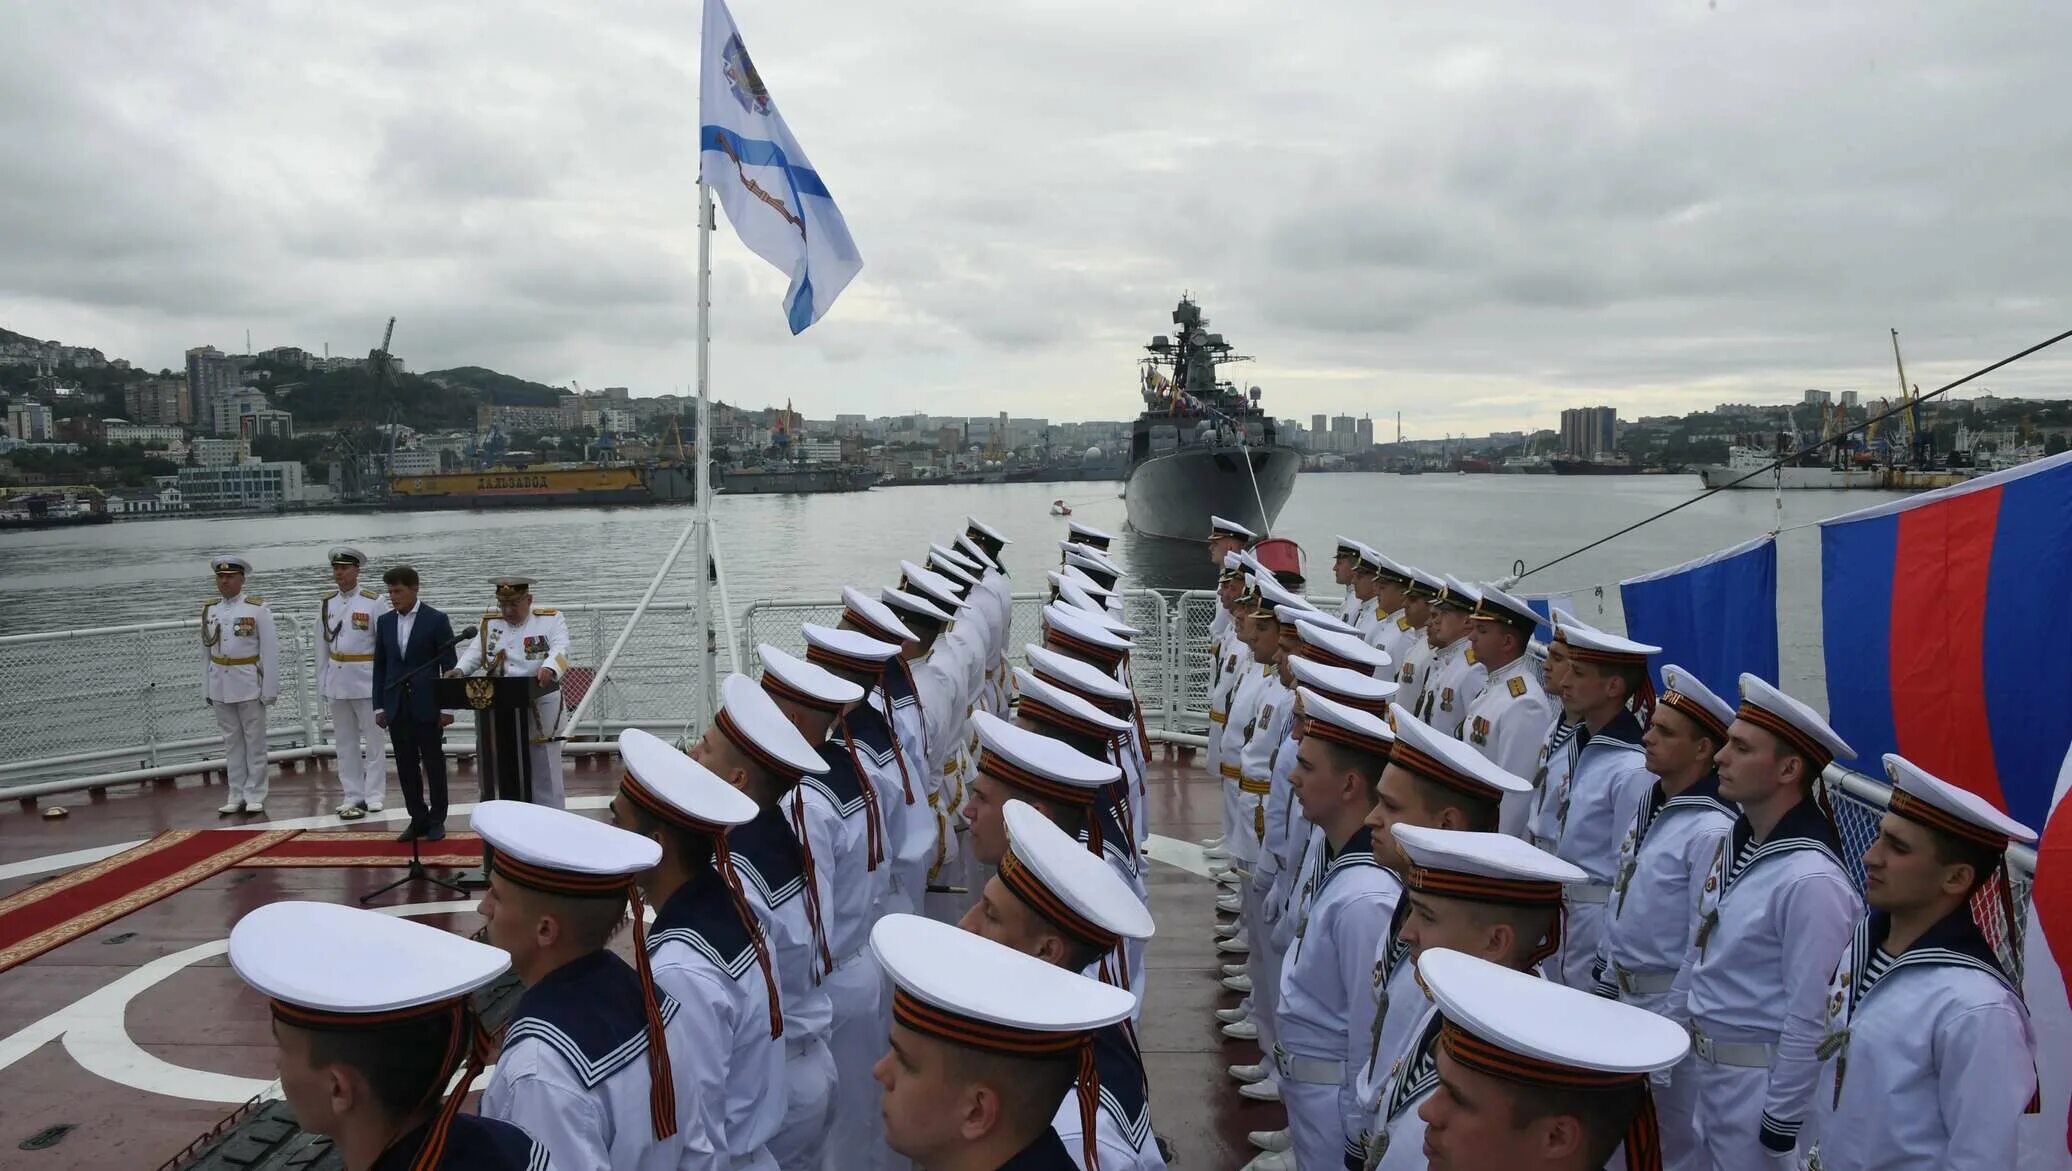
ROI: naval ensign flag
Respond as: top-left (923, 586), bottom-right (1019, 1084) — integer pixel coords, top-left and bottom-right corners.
top-left (699, 0), bottom-right (862, 333)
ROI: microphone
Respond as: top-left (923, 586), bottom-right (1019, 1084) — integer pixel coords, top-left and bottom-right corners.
top-left (447, 625), bottom-right (478, 648)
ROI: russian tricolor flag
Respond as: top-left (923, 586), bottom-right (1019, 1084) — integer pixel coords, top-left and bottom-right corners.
top-left (1820, 450), bottom-right (2072, 831)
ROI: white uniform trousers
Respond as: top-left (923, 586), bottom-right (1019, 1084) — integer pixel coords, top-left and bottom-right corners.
top-left (1277, 1066), bottom-right (1344, 1171)
top-left (1683, 1055), bottom-right (1772, 1171)
top-left (214, 699), bottom-right (269, 805)
top-left (822, 954), bottom-right (889, 1171)
top-left (527, 691), bottom-right (565, 808)
top-left (328, 696), bottom-right (385, 806)
top-left (1242, 873), bottom-right (1280, 1061)
top-left (1620, 988), bottom-right (1701, 1171)
top-left (768, 1035), bottom-right (836, 1171)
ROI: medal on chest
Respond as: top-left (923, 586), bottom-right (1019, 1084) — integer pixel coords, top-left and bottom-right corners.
top-left (234, 616), bottom-right (256, 638)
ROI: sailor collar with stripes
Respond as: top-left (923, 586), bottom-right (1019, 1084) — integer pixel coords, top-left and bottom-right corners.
top-left (1695, 798), bottom-right (1848, 951)
top-left (1817, 905), bottom-right (2020, 1091)
top-left (646, 864), bottom-right (762, 980)
top-left (1613, 770), bottom-right (1735, 907)
top-left (370, 1114), bottom-right (550, 1171)
top-left (728, 802), bottom-right (807, 909)
top-left (1054, 1021), bottom-right (1155, 1160)
top-left (1295, 824), bottom-right (1384, 942)
top-left (502, 949), bottom-right (683, 1087)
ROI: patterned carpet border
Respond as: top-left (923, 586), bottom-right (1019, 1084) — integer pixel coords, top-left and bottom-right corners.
top-left (236, 829), bottom-right (485, 868)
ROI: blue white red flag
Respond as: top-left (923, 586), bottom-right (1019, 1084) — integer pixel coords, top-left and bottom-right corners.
top-left (1820, 450), bottom-right (2072, 830)
top-left (2020, 740), bottom-right (2072, 1169)
top-left (699, 0), bottom-right (861, 333)
top-left (1619, 534), bottom-right (1780, 703)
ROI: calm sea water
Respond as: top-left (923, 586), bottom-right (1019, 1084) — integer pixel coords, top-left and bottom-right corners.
top-left (0, 474), bottom-right (1905, 706)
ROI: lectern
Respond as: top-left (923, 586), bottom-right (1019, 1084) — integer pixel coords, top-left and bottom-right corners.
top-left (436, 675), bottom-right (560, 803)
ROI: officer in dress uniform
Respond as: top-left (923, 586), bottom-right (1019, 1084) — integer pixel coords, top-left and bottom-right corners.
top-left (1801, 755), bottom-right (2040, 1171)
top-left (226, 902), bottom-right (550, 1170)
top-left (1674, 675), bottom-right (1861, 1171)
top-left (1415, 577), bottom-right (1487, 739)
top-left (1250, 689), bottom-right (1399, 1171)
top-left (1457, 584), bottom-right (1558, 837)
top-left (880, 584), bottom-right (980, 913)
top-left (1208, 514), bottom-right (1258, 567)
top-left (689, 675), bottom-right (841, 1171)
top-left (1546, 624), bottom-right (1660, 989)
top-left (1413, 948), bottom-right (1691, 1171)
top-left (1330, 536), bottom-right (1362, 624)
top-left (1352, 546), bottom-right (1416, 665)
top-left (1210, 577), bottom-right (1279, 902)
top-left (1389, 568), bottom-right (1443, 715)
top-left (318, 546), bottom-right (390, 820)
top-left (1202, 553), bottom-right (1249, 862)
top-left (1589, 664), bottom-right (1735, 1171)
top-left (1355, 825), bottom-right (1585, 1170)
top-left (448, 577), bottom-right (571, 808)
top-left (607, 733), bottom-right (786, 1171)
top-left (202, 554), bottom-right (279, 816)
top-left (471, 799), bottom-right (702, 1171)
top-left (1066, 520), bottom-right (1114, 553)
top-left (1353, 704), bottom-right (1534, 1151)
top-left (961, 800), bottom-right (1165, 1171)
top-left (870, 914), bottom-right (1137, 1171)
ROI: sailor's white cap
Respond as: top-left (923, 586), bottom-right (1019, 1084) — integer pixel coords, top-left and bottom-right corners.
top-left (1392, 824), bottom-right (1586, 892)
top-left (1281, 607), bottom-right (1357, 637)
top-left (953, 532), bottom-right (999, 571)
top-left (931, 541), bottom-right (982, 573)
top-left (211, 553), bottom-right (252, 575)
top-left (757, 643), bottom-right (864, 713)
top-left (1388, 702), bottom-right (1533, 799)
top-left (1418, 947), bottom-right (1690, 1078)
top-left (1736, 673), bottom-right (1855, 765)
top-left (325, 545), bottom-right (367, 566)
top-left (489, 576), bottom-right (535, 598)
top-left (1065, 595), bottom-right (1141, 638)
top-left (965, 517), bottom-right (1012, 546)
top-left (1063, 549), bottom-right (1121, 583)
top-left (1042, 601), bottom-right (1132, 658)
top-left (472, 798), bottom-right (661, 879)
top-left (1002, 799), bottom-right (1154, 943)
top-left (617, 726), bottom-right (761, 830)
top-left (713, 671), bottom-right (829, 777)
top-left (230, 900), bottom-right (509, 1015)
top-left (872, 913), bottom-right (1135, 1040)
top-left (1067, 521), bottom-right (1115, 546)
top-left (1656, 664), bottom-right (1734, 741)
top-left (1333, 535), bottom-right (1362, 557)
top-left (1295, 687), bottom-right (1397, 758)
top-left (1470, 582), bottom-right (1542, 632)
top-left (840, 586), bottom-right (917, 645)
top-left (802, 622), bottom-right (902, 678)
top-left (1435, 574), bottom-right (1483, 613)
top-left (880, 585), bottom-right (956, 626)
top-left (1288, 657), bottom-right (1399, 713)
top-left (1049, 573), bottom-right (1105, 616)
top-left (1556, 623), bottom-right (1660, 664)
top-left (1218, 551), bottom-right (1245, 581)
top-left (1208, 515), bottom-right (1257, 541)
top-left (1293, 621), bottom-right (1392, 674)
top-left (970, 710), bottom-right (1120, 803)
top-left (898, 561), bottom-right (967, 611)
top-left (1548, 603), bottom-right (1594, 634)
top-left (1013, 667), bottom-right (1130, 738)
top-left (1024, 643), bottom-right (1133, 707)
top-left (1884, 754), bottom-right (2036, 847)
top-left (1057, 564), bottom-right (1115, 598)
top-left (927, 551), bottom-right (980, 587)
top-left (1403, 565), bottom-right (1445, 599)
top-left (1354, 543), bottom-right (1414, 583)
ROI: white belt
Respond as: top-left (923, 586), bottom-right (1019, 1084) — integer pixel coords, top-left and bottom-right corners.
top-left (1565, 883), bottom-right (1611, 905)
top-left (1689, 1024), bottom-right (1775, 1068)
top-left (1273, 1043), bottom-right (1344, 1085)
top-left (1615, 965), bottom-right (1676, 996)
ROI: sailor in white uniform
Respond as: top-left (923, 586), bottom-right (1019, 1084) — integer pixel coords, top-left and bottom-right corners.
top-left (472, 798), bottom-right (703, 1171)
top-left (1675, 675), bottom-right (1862, 1171)
top-left (1546, 623), bottom-right (1660, 989)
top-left (449, 576), bottom-right (571, 808)
top-left (960, 801), bottom-right (1165, 1171)
top-left (1356, 825), bottom-right (1584, 1170)
top-left (607, 735), bottom-right (788, 1171)
top-left (803, 624), bottom-right (925, 929)
top-left (1591, 665), bottom-right (1736, 1171)
top-left (1524, 607), bottom-right (1593, 852)
top-left (962, 516), bottom-right (1017, 708)
top-left (1415, 577), bottom-right (1487, 739)
top-left (226, 902), bottom-right (551, 1171)
top-left (1353, 704), bottom-right (1534, 1151)
top-left (1390, 568), bottom-right (1444, 715)
top-left (1330, 536), bottom-right (1362, 624)
top-left (1801, 755), bottom-right (2040, 1171)
top-left (689, 675), bottom-right (843, 1171)
top-left (1458, 584), bottom-right (1558, 837)
top-left (1413, 948), bottom-right (1691, 1171)
top-left (834, 597), bottom-right (950, 921)
top-left (884, 577), bottom-right (977, 868)
top-left (317, 545), bottom-right (389, 819)
top-left (961, 710), bottom-right (1125, 911)
top-left (870, 914), bottom-right (1136, 1171)
top-left (1259, 690), bottom-right (1399, 1171)
top-left (202, 554), bottom-right (279, 816)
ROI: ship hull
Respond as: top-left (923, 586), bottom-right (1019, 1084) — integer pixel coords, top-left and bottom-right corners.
top-left (387, 464), bottom-right (698, 510)
top-left (1124, 445), bottom-right (1300, 541)
top-left (718, 467), bottom-right (876, 494)
top-left (1695, 464), bottom-right (1978, 490)
top-left (1550, 459), bottom-right (1645, 475)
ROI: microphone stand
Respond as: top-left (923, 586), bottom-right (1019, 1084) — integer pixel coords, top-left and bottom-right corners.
top-left (360, 627), bottom-right (478, 906)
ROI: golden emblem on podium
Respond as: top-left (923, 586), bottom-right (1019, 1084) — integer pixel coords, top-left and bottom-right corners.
top-left (465, 677), bottom-right (495, 710)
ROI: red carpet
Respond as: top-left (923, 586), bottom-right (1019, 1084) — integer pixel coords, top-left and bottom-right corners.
top-left (0, 829), bottom-right (298, 974)
top-left (238, 830), bottom-right (484, 868)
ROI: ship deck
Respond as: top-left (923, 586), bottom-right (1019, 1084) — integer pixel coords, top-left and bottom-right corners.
top-left (0, 751), bottom-right (1268, 1169)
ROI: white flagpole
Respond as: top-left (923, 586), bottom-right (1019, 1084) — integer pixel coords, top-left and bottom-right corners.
top-left (694, 178), bottom-right (718, 731)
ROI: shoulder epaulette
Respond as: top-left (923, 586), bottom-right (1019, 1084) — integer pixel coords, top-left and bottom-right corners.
top-left (245, 595), bottom-right (265, 605)
top-left (1464, 647), bottom-right (1477, 664)
top-left (321, 589), bottom-right (339, 601)
top-left (202, 597), bottom-right (220, 610)
top-left (1397, 616), bottom-right (1412, 630)
top-left (359, 587), bottom-right (379, 599)
top-left (532, 607), bottom-right (558, 616)
top-left (1507, 675), bottom-right (1527, 698)
top-left (482, 611), bottom-right (500, 622)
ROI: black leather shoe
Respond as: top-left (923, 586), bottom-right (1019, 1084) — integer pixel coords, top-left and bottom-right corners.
top-left (425, 823), bottom-right (447, 842)
top-left (396, 823), bottom-right (423, 842)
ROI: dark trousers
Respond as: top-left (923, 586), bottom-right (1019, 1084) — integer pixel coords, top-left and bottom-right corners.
top-left (390, 717), bottom-right (447, 829)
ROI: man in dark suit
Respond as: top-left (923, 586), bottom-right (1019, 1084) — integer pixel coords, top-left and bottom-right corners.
top-left (372, 565), bottom-right (457, 841)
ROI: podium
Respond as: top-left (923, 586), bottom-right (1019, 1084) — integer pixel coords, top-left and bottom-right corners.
top-left (436, 675), bottom-right (560, 804)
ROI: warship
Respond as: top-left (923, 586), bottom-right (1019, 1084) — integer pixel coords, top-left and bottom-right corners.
top-left (1122, 297), bottom-right (1299, 541)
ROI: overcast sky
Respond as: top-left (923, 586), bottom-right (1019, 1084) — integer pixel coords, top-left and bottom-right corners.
top-left (4, 1), bottom-right (2069, 436)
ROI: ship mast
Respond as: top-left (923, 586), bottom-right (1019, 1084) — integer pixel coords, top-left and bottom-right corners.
top-left (1890, 328), bottom-right (1917, 455)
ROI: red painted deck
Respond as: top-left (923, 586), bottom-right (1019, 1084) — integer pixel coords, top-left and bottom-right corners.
top-left (0, 750), bottom-right (1272, 1168)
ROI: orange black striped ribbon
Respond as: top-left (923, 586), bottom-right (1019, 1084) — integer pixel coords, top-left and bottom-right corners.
top-left (487, 851), bottom-right (678, 1140)
top-left (790, 787), bottom-right (836, 978)
top-left (1406, 865), bottom-right (1566, 968)
top-left (1555, 632), bottom-right (1657, 722)
top-left (1441, 1021), bottom-right (1661, 1171)
top-left (876, 689), bottom-right (916, 805)
top-left (892, 988), bottom-right (1106, 1171)
top-left (716, 706), bottom-right (803, 781)
top-left (892, 657), bottom-right (927, 728)
top-left (806, 641), bottom-right (893, 680)
top-left (841, 606), bottom-right (907, 647)
top-left (1889, 788), bottom-right (2008, 850)
top-left (1107, 736), bottom-right (1137, 847)
top-left (1390, 741), bottom-right (1500, 802)
top-left (1045, 626), bottom-right (1125, 671)
top-left (835, 714), bottom-right (886, 871)
top-left (977, 749), bottom-right (1102, 856)
top-left (1733, 701), bottom-right (1833, 769)
top-left (761, 670), bottom-right (845, 715)
top-left (1302, 717), bottom-right (1393, 760)
top-left (271, 996), bottom-right (489, 1171)
top-left (1033, 667), bottom-right (1132, 718)
top-left (1294, 643), bottom-right (1365, 672)
top-left (1657, 689), bottom-right (1728, 742)
top-left (1019, 694), bottom-right (1117, 744)
top-left (714, 834), bottom-right (784, 1039)
top-left (999, 845), bottom-right (1117, 953)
